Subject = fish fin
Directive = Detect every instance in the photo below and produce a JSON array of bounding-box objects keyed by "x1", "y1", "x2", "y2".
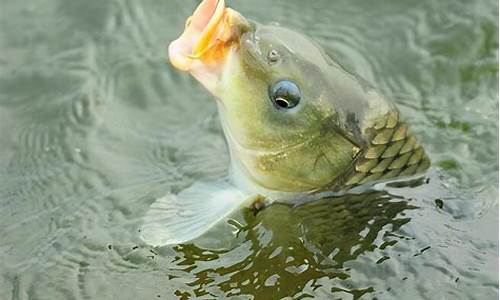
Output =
[{"x1": 140, "y1": 180, "x2": 252, "y2": 246}]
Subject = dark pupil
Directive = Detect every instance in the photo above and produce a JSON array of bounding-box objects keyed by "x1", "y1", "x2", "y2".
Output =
[{"x1": 269, "y1": 80, "x2": 301, "y2": 109}]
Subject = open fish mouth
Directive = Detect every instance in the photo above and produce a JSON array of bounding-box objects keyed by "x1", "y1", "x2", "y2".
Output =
[{"x1": 168, "y1": 0, "x2": 250, "y2": 72}]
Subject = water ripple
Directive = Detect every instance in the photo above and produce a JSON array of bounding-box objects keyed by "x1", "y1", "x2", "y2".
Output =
[{"x1": 0, "y1": 0, "x2": 497, "y2": 299}]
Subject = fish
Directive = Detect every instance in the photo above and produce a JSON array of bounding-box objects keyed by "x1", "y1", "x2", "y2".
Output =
[{"x1": 140, "y1": 0, "x2": 430, "y2": 246}]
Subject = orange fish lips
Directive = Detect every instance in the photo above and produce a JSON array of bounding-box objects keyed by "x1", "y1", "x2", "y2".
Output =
[{"x1": 168, "y1": 0, "x2": 250, "y2": 74}]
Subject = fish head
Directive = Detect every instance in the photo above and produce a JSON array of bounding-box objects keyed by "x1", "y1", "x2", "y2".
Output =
[{"x1": 169, "y1": 0, "x2": 394, "y2": 193}]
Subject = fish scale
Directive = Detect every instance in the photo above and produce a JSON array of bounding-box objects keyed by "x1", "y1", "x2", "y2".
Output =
[
  {"x1": 343, "y1": 111, "x2": 430, "y2": 188},
  {"x1": 149, "y1": 0, "x2": 437, "y2": 246}
]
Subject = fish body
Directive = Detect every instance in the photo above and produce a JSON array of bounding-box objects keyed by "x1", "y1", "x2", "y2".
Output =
[{"x1": 140, "y1": 0, "x2": 429, "y2": 246}]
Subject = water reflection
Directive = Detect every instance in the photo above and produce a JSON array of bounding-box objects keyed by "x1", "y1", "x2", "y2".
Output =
[
  {"x1": 0, "y1": 0, "x2": 496, "y2": 298},
  {"x1": 171, "y1": 191, "x2": 416, "y2": 299}
]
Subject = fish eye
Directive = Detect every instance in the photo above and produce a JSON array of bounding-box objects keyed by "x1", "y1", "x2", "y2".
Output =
[
  {"x1": 267, "y1": 49, "x2": 281, "y2": 65},
  {"x1": 269, "y1": 80, "x2": 301, "y2": 110}
]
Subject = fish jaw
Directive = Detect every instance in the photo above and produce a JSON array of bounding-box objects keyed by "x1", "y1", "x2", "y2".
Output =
[{"x1": 168, "y1": 0, "x2": 250, "y2": 94}]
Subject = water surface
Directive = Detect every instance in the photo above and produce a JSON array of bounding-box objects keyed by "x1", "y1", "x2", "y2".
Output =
[{"x1": 0, "y1": 0, "x2": 498, "y2": 299}]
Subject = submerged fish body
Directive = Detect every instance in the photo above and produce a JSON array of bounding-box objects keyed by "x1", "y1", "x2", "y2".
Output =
[{"x1": 140, "y1": 0, "x2": 430, "y2": 246}]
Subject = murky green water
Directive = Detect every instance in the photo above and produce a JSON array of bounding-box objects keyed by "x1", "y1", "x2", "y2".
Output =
[{"x1": 0, "y1": 0, "x2": 498, "y2": 299}]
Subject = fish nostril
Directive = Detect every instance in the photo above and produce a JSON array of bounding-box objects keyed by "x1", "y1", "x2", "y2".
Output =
[{"x1": 267, "y1": 49, "x2": 280, "y2": 64}]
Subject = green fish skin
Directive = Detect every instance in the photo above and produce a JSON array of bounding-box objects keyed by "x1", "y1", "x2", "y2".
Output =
[
  {"x1": 216, "y1": 24, "x2": 430, "y2": 195},
  {"x1": 140, "y1": 1, "x2": 430, "y2": 246}
]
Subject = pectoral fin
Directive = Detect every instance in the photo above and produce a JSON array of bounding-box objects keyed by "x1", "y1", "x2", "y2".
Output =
[{"x1": 140, "y1": 180, "x2": 253, "y2": 246}]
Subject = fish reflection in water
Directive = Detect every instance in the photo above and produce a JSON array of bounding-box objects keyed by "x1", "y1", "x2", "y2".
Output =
[{"x1": 170, "y1": 190, "x2": 415, "y2": 299}]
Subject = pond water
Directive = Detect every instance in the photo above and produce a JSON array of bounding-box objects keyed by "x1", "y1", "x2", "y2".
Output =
[{"x1": 0, "y1": 0, "x2": 498, "y2": 299}]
